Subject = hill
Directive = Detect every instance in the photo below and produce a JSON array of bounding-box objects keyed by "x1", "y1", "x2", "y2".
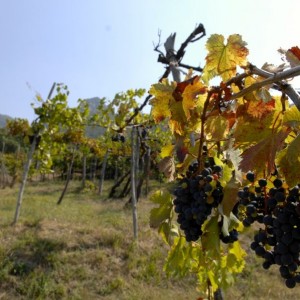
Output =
[{"x1": 0, "y1": 114, "x2": 12, "y2": 128}]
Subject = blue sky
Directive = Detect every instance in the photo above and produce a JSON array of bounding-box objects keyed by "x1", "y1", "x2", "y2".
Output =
[{"x1": 1, "y1": 0, "x2": 300, "y2": 121}]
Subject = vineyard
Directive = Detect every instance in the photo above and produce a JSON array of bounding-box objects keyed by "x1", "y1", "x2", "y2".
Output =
[{"x1": 1, "y1": 23, "x2": 300, "y2": 299}]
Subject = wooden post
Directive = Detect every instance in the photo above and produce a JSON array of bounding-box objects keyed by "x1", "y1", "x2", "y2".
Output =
[
  {"x1": 12, "y1": 134, "x2": 37, "y2": 224},
  {"x1": 131, "y1": 126, "x2": 138, "y2": 240},
  {"x1": 98, "y1": 150, "x2": 109, "y2": 196}
]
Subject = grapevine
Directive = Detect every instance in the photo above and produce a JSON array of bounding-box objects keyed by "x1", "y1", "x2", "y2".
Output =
[{"x1": 149, "y1": 24, "x2": 300, "y2": 298}]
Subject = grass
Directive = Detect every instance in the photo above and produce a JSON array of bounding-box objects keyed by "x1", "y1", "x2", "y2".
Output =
[{"x1": 0, "y1": 180, "x2": 299, "y2": 299}]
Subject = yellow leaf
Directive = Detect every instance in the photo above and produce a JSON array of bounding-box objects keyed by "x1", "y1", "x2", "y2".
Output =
[
  {"x1": 160, "y1": 144, "x2": 175, "y2": 158},
  {"x1": 286, "y1": 134, "x2": 300, "y2": 163},
  {"x1": 149, "y1": 79, "x2": 176, "y2": 123},
  {"x1": 233, "y1": 114, "x2": 275, "y2": 148},
  {"x1": 227, "y1": 241, "x2": 246, "y2": 273},
  {"x1": 182, "y1": 77, "x2": 207, "y2": 120},
  {"x1": 276, "y1": 139, "x2": 300, "y2": 187},
  {"x1": 203, "y1": 34, "x2": 249, "y2": 83},
  {"x1": 205, "y1": 115, "x2": 229, "y2": 141},
  {"x1": 283, "y1": 105, "x2": 300, "y2": 130}
]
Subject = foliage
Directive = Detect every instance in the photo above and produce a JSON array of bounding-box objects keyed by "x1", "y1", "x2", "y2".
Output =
[{"x1": 149, "y1": 31, "x2": 300, "y2": 298}]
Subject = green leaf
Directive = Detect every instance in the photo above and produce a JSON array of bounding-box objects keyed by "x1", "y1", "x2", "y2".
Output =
[
  {"x1": 164, "y1": 236, "x2": 188, "y2": 277},
  {"x1": 201, "y1": 216, "x2": 220, "y2": 256},
  {"x1": 149, "y1": 190, "x2": 173, "y2": 228}
]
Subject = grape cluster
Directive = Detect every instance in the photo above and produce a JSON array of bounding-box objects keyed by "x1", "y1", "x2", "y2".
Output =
[
  {"x1": 237, "y1": 173, "x2": 300, "y2": 288},
  {"x1": 173, "y1": 162, "x2": 223, "y2": 242}
]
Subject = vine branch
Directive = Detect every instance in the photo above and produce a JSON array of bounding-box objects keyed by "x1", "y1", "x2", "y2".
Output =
[{"x1": 230, "y1": 64, "x2": 300, "y2": 110}]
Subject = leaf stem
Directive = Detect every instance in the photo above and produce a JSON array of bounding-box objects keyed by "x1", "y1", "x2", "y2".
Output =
[{"x1": 197, "y1": 91, "x2": 213, "y2": 171}]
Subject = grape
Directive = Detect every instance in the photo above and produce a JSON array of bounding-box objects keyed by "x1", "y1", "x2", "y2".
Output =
[
  {"x1": 246, "y1": 171, "x2": 255, "y2": 183},
  {"x1": 237, "y1": 173, "x2": 300, "y2": 288},
  {"x1": 273, "y1": 178, "x2": 283, "y2": 188},
  {"x1": 173, "y1": 162, "x2": 224, "y2": 242},
  {"x1": 285, "y1": 278, "x2": 296, "y2": 288},
  {"x1": 213, "y1": 165, "x2": 222, "y2": 173},
  {"x1": 258, "y1": 178, "x2": 267, "y2": 187}
]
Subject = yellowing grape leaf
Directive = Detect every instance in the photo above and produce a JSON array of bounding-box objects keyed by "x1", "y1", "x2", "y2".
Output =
[
  {"x1": 233, "y1": 114, "x2": 274, "y2": 148},
  {"x1": 239, "y1": 129, "x2": 289, "y2": 174},
  {"x1": 283, "y1": 105, "x2": 300, "y2": 130},
  {"x1": 160, "y1": 144, "x2": 175, "y2": 158},
  {"x1": 149, "y1": 79, "x2": 175, "y2": 123},
  {"x1": 202, "y1": 34, "x2": 249, "y2": 83},
  {"x1": 276, "y1": 147, "x2": 300, "y2": 187},
  {"x1": 286, "y1": 134, "x2": 300, "y2": 163},
  {"x1": 222, "y1": 176, "x2": 241, "y2": 216},
  {"x1": 181, "y1": 77, "x2": 207, "y2": 120},
  {"x1": 226, "y1": 241, "x2": 246, "y2": 273},
  {"x1": 149, "y1": 189, "x2": 173, "y2": 205},
  {"x1": 169, "y1": 101, "x2": 187, "y2": 135},
  {"x1": 246, "y1": 99, "x2": 275, "y2": 119},
  {"x1": 205, "y1": 115, "x2": 229, "y2": 141}
]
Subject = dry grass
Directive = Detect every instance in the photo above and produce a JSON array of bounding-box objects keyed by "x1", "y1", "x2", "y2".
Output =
[{"x1": 0, "y1": 180, "x2": 299, "y2": 299}]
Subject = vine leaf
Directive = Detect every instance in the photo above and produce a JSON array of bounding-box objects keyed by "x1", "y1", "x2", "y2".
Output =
[
  {"x1": 205, "y1": 115, "x2": 229, "y2": 141},
  {"x1": 283, "y1": 104, "x2": 300, "y2": 130},
  {"x1": 181, "y1": 76, "x2": 207, "y2": 120},
  {"x1": 224, "y1": 142, "x2": 243, "y2": 183},
  {"x1": 202, "y1": 34, "x2": 249, "y2": 83},
  {"x1": 233, "y1": 114, "x2": 275, "y2": 149},
  {"x1": 279, "y1": 46, "x2": 300, "y2": 67},
  {"x1": 201, "y1": 216, "x2": 220, "y2": 255},
  {"x1": 286, "y1": 134, "x2": 300, "y2": 163},
  {"x1": 225, "y1": 242, "x2": 246, "y2": 273},
  {"x1": 276, "y1": 137, "x2": 300, "y2": 186},
  {"x1": 164, "y1": 236, "x2": 191, "y2": 277},
  {"x1": 149, "y1": 190, "x2": 173, "y2": 228},
  {"x1": 239, "y1": 129, "x2": 290, "y2": 174},
  {"x1": 149, "y1": 79, "x2": 175, "y2": 123},
  {"x1": 246, "y1": 99, "x2": 275, "y2": 119},
  {"x1": 222, "y1": 177, "x2": 240, "y2": 216},
  {"x1": 160, "y1": 144, "x2": 174, "y2": 158}
]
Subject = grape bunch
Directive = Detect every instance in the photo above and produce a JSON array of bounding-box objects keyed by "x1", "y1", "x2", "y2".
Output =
[
  {"x1": 237, "y1": 172, "x2": 300, "y2": 288},
  {"x1": 173, "y1": 162, "x2": 224, "y2": 242}
]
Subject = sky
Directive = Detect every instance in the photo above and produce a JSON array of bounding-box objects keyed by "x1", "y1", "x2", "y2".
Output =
[{"x1": 1, "y1": 0, "x2": 300, "y2": 122}]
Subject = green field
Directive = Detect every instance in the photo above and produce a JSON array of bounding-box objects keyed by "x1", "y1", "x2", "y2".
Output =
[{"x1": 0, "y1": 180, "x2": 299, "y2": 299}]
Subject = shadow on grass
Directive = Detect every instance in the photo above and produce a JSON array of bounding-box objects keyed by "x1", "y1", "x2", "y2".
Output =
[{"x1": 9, "y1": 237, "x2": 66, "y2": 276}]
